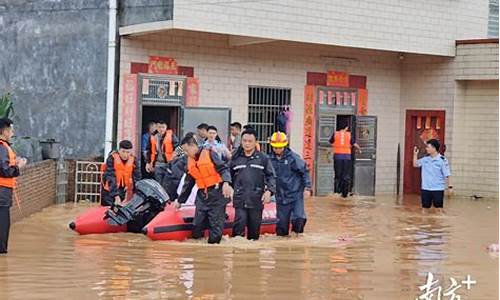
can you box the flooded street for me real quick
[0,195,497,300]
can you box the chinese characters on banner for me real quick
[303,85,316,183]
[358,88,368,116]
[185,77,200,107]
[120,74,139,150]
[327,71,349,87]
[148,56,178,75]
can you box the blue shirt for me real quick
[141,133,150,153]
[204,140,230,160]
[417,154,451,191]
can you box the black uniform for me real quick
[0,140,20,254]
[178,149,231,244]
[230,148,276,240]
[101,153,141,206]
[159,155,187,199]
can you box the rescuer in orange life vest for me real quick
[101,140,141,206]
[145,120,180,184]
[174,133,233,244]
[0,118,27,254]
[329,121,361,198]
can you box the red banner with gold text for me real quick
[357,88,368,116]
[327,71,349,87]
[148,56,178,75]
[303,85,316,184]
[120,74,139,152]
[185,77,200,107]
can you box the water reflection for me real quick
[0,195,497,299]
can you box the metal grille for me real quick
[141,75,186,106]
[489,0,499,37]
[248,86,291,153]
[74,161,103,203]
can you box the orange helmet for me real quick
[270,132,288,148]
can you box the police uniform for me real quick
[416,154,451,208]
[101,152,141,206]
[270,148,312,236]
[230,148,276,240]
[146,131,180,184]
[329,130,355,197]
[178,148,231,244]
[0,139,20,254]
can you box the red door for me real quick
[403,110,446,194]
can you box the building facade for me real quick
[115,0,498,197]
[2,0,498,197]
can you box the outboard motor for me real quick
[105,179,170,231]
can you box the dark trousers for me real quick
[154,163,168,184]
[334,158,352,197]
[100,189,125,206]
[141,156,154,179]
[192,188,227,244]
[0,207,10,254]
[232,207,263,240]
[276,200,307,236]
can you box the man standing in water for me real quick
[413,139,452,214]
[230,129,276,240]
[101,140,141,206]
[269,132,312,236]
[0,118,27,254]
[176,134,233,244]
[329,122,360,198]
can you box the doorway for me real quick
[141,105,180,137]
[336,115,353,131]
[403,110,446,194]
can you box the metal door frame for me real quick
[181,106,232,144]
[136,73,187,158]
[353,115,377,196]
[314,86,358,196]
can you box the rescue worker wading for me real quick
[145,120,179,184]
[175,134,233,244]
[230,129,276,240]
[0,118,27,254]
[269,132,312,236]
[329,122,361,198]
[101,140,141,207]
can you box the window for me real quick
[488,0,499,38]
[248,86,291,153]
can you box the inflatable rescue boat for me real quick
[142,202,277,241]
[69,179,278,240]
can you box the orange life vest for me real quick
[150,130,174,164]
[333,131,352,155]
[0,140,16,188]
[101,152,135,193]
[187,149,222,189]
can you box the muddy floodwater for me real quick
[0,195,497,300]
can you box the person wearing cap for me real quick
[329,122,361,198]
[269,132,312,236]
[101,140,141,206]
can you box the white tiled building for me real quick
[117,0,499,197]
